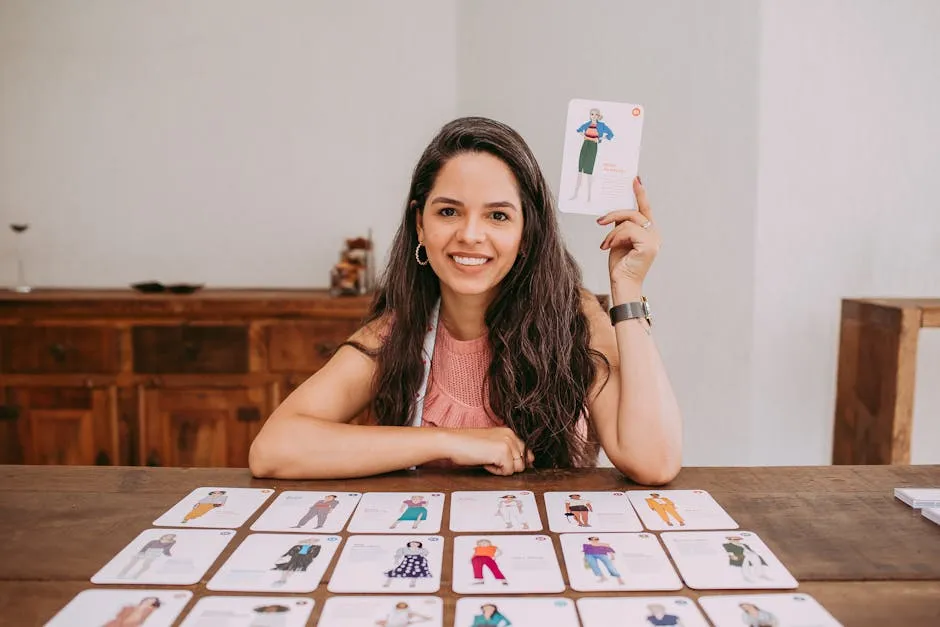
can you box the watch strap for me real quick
[609,297,652,326]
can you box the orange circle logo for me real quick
[632,107,642,117]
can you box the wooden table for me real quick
[1,465,939,626]
[832,297,940,465]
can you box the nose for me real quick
[456,214,485,244]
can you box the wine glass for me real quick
[9,223,31,293]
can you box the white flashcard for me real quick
[328,535,444,594]
[454,597,579,626]
[577,596,711,627]
[178,596,315,627]
[347,492,445,534]
[558,97,645,216]
[698,593,844,626]
[559,533,682,592]
[894,487,940,509]
[91,528,234,585]
[628,489,738,531]
[452,534,564,594]
[316,596,443,626]
[449,491,542,533]
[661,531,798,590]
[544,491,643,533]
[922,507,940,526]
[153,486,274,528]
[44,589,192,627]
[206,533,341,593]
[250,491,362,534]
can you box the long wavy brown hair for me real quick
[346,116,608,468]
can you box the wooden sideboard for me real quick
[0,289,371,468]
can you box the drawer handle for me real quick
[48,342,68,362]
[182,341,201,362]
[315,342,338,357]
[0,405,20,421]
[237,406,262,423]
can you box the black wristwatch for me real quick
[609,296,652,327]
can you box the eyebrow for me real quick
[429,196,518,212]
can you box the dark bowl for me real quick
[131,281,166,293]
[166,283,204,295]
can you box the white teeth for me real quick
[452,255,489,266]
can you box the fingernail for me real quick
[637,175,643,185]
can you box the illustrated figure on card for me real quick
[470,539,509,586]
[292,494,339,529]
[271,537,321,587]
[739,603,779,627]
[645,603,684,627]
[646,493,686,527]
[383,540,433,588]
[181,490,227,524]
[471,603,512,627]
[569,108,615,203]
[582,536,625,585]
[564,494,594,527]
[391,496,430,529]
[103,596,162,627]
[495,495,529,530]
[249,604,291,627]
[723,536,772,583]
[376,601,434,626]
[117,533,176,579]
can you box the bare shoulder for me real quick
[344,312,394,354]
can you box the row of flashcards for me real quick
[47,591,845,627]
[90,529,797,593]
[155,487,738,533]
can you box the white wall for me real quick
[0,0,456,287]
[457,0,762,465]
[1,1,936,465]
[754,0,940,464]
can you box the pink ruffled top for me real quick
[420,322,502,429]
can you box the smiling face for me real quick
[416,152,524,306]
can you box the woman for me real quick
[383,540,433,588]
[569,108,615,202]
[103,597,161,627]
[249,116,681,483]
[472,603,511,627]
[182,490,227,523]
[471,539,508,586]
[375,601,433,626]
[117,534,176,579]
[582,536,625,585]
[565,493,593,527]
[390,495,429,529]
[739,603,778,627]
[495,494,528,529]
[271,537,321,586]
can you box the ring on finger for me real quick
[641,219,652,229]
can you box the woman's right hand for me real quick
[444,427,535,475]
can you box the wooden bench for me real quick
[832,298,940,464]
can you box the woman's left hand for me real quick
[598,177,661,291]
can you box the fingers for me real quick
[596,210,649,227]
[600,220,647,251]
[634,176,652,220]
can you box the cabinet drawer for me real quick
[267,320,359,372]
[132,325,249,374]
[0,325,120,373]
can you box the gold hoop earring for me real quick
[415,243,429,266]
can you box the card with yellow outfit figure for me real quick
[628,489,738,531]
